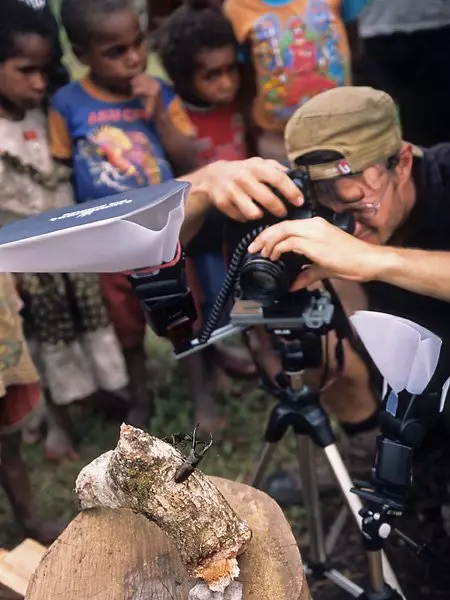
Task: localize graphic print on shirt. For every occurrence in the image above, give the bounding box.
[77,125,163,193]
[251,0,346,121]
[191,111,247,165]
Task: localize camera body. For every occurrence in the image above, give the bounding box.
[225,169,354,308]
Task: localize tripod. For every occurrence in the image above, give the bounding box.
[246,332,404,598]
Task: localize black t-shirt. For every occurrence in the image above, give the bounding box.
[364,144,450,388]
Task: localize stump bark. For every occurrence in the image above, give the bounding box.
[75,425,252,592]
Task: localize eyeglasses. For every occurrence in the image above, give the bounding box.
[311,159,398,216]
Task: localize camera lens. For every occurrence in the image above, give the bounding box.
[250,269,278,292]
[239,254,291,306]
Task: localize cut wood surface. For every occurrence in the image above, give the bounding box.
[26,477,311,600]
[0,540,45,599]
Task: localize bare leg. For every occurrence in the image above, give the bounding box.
[246,326,282,383]
[181,353,226,436]
[0,432,64,543]
[303,334,378,423]
[124,345,154,431]
[207,343,257,379]
[44,389,79,462]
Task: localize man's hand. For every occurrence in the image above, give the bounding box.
[131,73,161,119]
[180,157,304,244]
[199,157,304,221]
[248,217,386,289]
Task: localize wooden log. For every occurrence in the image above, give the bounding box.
[0,540,45,599]
[75,425,252,592]
[26,477,311,600]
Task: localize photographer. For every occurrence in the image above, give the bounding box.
[247,86,450,343]
[179,145,378,470]
[179,86,450,474]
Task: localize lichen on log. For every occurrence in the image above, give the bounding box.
[75,425,252,592]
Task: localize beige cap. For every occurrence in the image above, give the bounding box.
[285,86,421,181]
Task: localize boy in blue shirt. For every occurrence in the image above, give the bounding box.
[50,0,197,429]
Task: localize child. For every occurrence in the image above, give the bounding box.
[0,0,128,462]
[158,1,277,433]
[223,0,369,162]
[157,0,247,167]
[156,0,248,320]
[51,0,198,431]
[0,273,63,542]
[19,0,70,95]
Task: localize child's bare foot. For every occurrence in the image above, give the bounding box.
[44,425,79,463]
[22,403,46,445]
[22,425,44,445]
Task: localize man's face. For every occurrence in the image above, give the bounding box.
[312,147,415,245]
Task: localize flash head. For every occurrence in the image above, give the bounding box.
[0,180,189,273]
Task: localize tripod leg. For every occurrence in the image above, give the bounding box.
[297,436,327,565]
[325,506,349,556]
[367,551,386,594]
[247,442,276,488]
[323,444,404,598]
[324,444,363,527]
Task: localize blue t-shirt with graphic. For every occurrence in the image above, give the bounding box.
[50,79,176,203]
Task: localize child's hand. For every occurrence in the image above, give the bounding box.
[131,73,162,119]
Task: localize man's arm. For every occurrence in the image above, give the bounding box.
[248,217,450,302]
[373,247,450,302]
[178,157,304,245]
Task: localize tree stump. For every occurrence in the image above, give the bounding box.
[25,477,311,600]
[75,425,252,590]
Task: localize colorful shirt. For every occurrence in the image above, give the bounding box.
[183,100,248,255]
[184,100,247,166]
[49,78,190,203]
[224,0,354,132]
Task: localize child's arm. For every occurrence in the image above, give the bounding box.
[48,102,73,168]
[153,104,198,176]
[237,42,258,158]
[132,74,198,176]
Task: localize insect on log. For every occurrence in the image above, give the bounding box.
[75,424,252,592]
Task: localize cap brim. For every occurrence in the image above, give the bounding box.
[410,143,424,157]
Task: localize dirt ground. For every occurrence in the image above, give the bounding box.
[0,335,449,599]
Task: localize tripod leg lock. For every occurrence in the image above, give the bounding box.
[297,403,336,448]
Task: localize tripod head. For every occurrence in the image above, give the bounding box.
[239,283,352,451]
